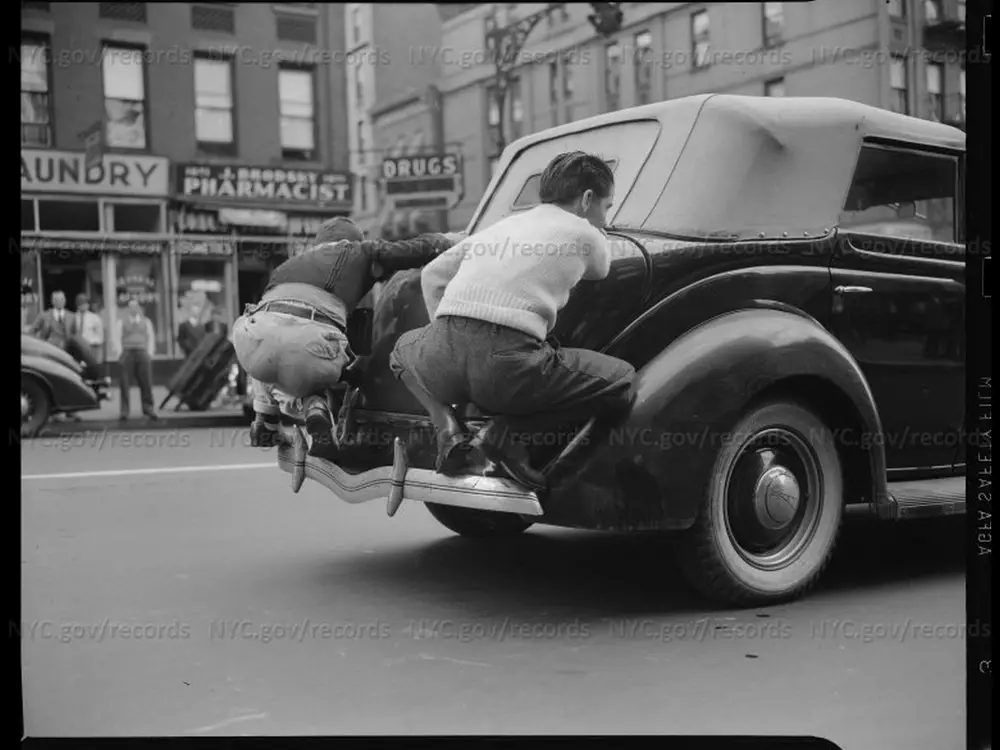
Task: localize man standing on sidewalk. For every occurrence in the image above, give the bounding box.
[113,296,159,422]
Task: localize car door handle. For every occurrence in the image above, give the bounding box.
[834,285,873,294]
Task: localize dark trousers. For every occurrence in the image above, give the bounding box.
[119,349,155,417]
[390,316,635,443]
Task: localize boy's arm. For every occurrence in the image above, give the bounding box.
[366,233,466,280]
[421,242,467,319]
[580,228,612,281]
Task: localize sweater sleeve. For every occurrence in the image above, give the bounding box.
[580,228,612,281]
[421,242,467,319]
[367,234,456,279]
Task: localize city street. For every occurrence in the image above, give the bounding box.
[21,427,965,747]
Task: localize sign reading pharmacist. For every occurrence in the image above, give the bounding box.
[176,163,352,205]
[21,149,169,196]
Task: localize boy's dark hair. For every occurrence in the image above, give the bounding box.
[315,216,364,245]
[538,151,614,205]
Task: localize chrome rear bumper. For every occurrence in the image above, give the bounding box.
[276,430,543,518]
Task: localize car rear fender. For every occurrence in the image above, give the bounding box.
[543,306,886,530]
[21,356,99,412]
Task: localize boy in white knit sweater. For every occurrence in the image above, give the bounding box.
[389,152,636,489]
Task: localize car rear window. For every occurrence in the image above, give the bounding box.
[470,121,659,231]
[511,159,618,210]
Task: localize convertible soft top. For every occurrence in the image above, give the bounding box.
[481,94,965,241]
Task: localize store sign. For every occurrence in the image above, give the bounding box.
[20,236,163,255]
[176,164,352,205]
[218,208,287,228]
[175,238,234,257]
[381,153,463,209]
[21,149,169,197]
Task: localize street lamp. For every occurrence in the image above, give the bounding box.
[485,3,624,157]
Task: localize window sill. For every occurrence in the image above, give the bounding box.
[197,143,238,158]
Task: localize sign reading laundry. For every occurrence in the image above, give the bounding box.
[176,164,352,204]
[21,149,169,196]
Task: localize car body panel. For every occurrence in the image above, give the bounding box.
[296,95,964,531]
[539,307,886,531]
[22,355,100,412]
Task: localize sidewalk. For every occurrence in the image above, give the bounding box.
[42,386,249,435]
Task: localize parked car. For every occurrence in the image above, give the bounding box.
[273,94,966,607]
[21,333,111,437]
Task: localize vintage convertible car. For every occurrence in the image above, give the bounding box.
[275,94,965,607]
[21,334,110,437]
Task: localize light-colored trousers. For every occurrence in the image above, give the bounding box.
[232,309,352,419]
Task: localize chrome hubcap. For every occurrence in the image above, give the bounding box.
[753,466,801,531]
[21,392,32,420]
[724,428,822,569]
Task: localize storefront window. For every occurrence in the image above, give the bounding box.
[21,251,41,332]
[111,202,161,232]
[38,199,101,231]
[22,199,35,231]
[116,252,168,354]
[175,256,229,336]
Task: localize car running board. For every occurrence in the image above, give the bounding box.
[877,476,966,520]
[275,431,544,519]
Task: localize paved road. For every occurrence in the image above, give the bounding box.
[21,427,965,746]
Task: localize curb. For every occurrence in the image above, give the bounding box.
[36,414,249,436]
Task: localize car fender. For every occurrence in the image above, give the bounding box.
[543,307,886,531]
[21,356,100,412]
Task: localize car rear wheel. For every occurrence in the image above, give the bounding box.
[21,376,52,439]
[676,399,844,607]
[425,502,534,538]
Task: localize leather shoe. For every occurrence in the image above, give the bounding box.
[435,428,472,475]
[475,438,546,491]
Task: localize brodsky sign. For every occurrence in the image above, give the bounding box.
[176,164,352,205]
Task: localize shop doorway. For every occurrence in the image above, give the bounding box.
[41,255,103,311]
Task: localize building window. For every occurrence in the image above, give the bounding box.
[691,11,710,69]
[358,175,368,212]
[959,67,965,119]
[889,56,909,114]
[37,199,101,232]
[486,85,501,154]
[957,0,965,21]
[562,51,575,123]
[764,77,786,97]
[351,6,361,44]
[762,2,784,47]
[356,119,366,164]
[354,65,364,110]
[21,37,51,147]
[194,55,235,153]
[99,2,146,22]
[22,199,36,231]
[278,65,316,160]
[510,77,523,140]
[605,42,622,112]
[549,60,559,125]
[634,31,653,105]
[110,203,161,232]
[887,0,906,17]
[102,44,148,150]
[926,62,943,121]
[924,0,941,22]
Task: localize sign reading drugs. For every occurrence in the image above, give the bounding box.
[176,164,352,205]
[21,149,169,196]
[381,154,460,180]
[381,153,463,208]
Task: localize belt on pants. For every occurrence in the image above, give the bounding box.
[249,300,346,333]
